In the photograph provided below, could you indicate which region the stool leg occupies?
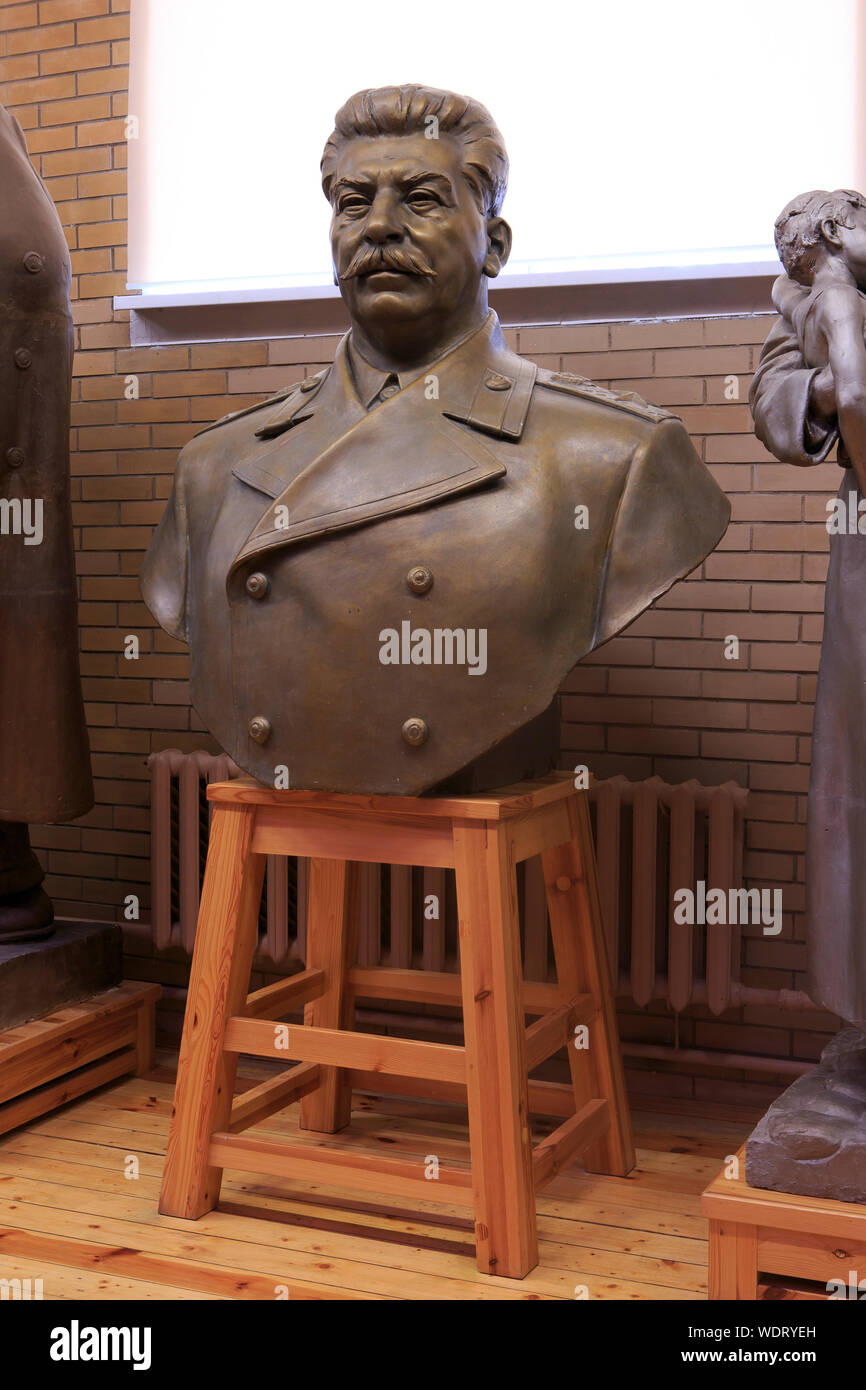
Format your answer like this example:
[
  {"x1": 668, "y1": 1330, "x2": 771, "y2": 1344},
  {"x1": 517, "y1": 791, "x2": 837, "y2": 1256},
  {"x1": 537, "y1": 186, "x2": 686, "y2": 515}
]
[
  {"x1": 299, "y1": 858, "x2": 360, "y2": 1134},
  {"x1": 159, "y1": 803, "x2": 265, "y2": 1219},
  {"x1": 542, "y1": 794, "x2": 635, "y2": 1176},
  {"x1": 453, "y1": 818, "x2": 538, "y2": 1279},
  {"x1": 708, "y1": 1219, "x2": 758, "y2": 1299}
]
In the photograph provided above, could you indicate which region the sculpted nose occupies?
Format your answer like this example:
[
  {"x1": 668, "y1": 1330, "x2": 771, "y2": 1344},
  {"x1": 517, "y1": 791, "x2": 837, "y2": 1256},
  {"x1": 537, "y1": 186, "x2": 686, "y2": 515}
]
[{"x1": 365, "y1": 192, "x2": 403, "y2": 244}]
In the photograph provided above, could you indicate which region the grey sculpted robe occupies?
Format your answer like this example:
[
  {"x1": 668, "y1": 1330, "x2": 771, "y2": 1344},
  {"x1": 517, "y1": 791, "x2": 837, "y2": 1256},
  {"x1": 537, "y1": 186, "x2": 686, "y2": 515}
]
[{"x1": 752, "y1": 315, "x2": 865, "y2": 1025}]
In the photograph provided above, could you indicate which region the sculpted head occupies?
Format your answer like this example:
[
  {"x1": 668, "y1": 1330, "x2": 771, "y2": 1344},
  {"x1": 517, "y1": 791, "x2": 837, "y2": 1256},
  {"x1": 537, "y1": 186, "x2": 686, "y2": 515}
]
[
  {"x1": 775, "y1": 188, "x2": 866, "y2": 287},
  {"x1": 321, "y1": 85, "x2": 512, "y2": 364}
]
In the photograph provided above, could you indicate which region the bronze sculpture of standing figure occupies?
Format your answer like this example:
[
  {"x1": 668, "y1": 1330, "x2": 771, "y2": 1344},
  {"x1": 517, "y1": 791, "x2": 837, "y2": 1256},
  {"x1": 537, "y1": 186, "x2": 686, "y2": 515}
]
[{"x1": 0, "y1": 103, "x2": 93, "y2": 942}]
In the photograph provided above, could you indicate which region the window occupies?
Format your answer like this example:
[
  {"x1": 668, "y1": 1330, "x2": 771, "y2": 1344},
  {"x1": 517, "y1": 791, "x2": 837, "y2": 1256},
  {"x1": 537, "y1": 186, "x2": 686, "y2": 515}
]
[{"x1": 127, "y1": 0, "x2": 864, "y2": 300}]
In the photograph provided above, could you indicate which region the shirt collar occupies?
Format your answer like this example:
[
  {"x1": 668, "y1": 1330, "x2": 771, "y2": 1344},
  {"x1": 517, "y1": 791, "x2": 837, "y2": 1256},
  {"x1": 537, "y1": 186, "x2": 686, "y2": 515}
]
[
  {"x1": 345, "y1": 317, "x2": 496, "y2": 409},
  {"x1": 346, "y1": 337, "x2": 426, "y2": 408}
]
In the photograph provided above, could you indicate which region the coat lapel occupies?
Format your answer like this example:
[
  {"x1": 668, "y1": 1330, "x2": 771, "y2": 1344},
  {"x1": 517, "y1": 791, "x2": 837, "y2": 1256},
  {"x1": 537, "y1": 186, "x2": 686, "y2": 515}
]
[
  {"x1": 229, "y1": 311, "x2": 535, "y2": 574},
  {"x1": 229, "y1": 346, "x2": 366, "y2": 499}
]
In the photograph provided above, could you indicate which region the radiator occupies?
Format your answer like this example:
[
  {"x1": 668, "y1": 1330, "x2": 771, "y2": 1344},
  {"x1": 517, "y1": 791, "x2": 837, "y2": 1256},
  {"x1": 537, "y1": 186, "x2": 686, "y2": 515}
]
[{"x1": 147, "y1": 752, "x2": 768, "y2": 1018}]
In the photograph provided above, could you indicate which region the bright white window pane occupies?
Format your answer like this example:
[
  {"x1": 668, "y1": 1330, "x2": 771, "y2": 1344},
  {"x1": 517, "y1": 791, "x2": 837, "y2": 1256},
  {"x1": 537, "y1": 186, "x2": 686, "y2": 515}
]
[{"x1": 127, "y1": 0, "x2": 862, "y2": 294}]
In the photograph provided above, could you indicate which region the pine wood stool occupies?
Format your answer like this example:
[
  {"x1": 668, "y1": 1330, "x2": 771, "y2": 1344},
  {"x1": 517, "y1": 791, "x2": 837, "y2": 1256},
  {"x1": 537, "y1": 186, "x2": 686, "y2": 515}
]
[{"x1": 159, "y1": 772, "x2": 634, "y2": 1278}]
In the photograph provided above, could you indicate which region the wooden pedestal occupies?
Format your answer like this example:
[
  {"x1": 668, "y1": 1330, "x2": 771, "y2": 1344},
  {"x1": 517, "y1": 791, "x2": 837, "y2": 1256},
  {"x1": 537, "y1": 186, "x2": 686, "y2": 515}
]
[
  {"x1": 703, "y1": 1145, "x2": 866, "y2": 1299},
  {"x1": 0, "y1": 980, "x2": 160, "y2": 1136},
  {"x1": 159, "y1": 772, "x2": 635, "y2": 1279}
]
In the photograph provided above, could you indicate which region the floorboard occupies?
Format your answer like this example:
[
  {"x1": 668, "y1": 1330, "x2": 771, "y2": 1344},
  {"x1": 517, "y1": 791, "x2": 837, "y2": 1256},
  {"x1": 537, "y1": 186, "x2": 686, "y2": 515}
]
[{"x1": 0, "y1": 1052, "x2": 770, "y2": 1301}]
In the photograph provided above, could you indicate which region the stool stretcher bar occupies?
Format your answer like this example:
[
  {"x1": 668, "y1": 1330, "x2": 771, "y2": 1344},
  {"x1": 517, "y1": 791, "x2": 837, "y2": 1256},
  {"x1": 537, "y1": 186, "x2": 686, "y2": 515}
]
[
  {"x1": 244, "y1": 968, "x2": 325, "y2": 1019},
  {"x1": 209, "y1": 1131, "x2": 474, "y2": 1207},
  {"x1": 224, "y1": 1015, "x2": 468, "y2": 1084},
  {"x1": 229, "y1": 1061, "x2": 320, "y2": 1132}
]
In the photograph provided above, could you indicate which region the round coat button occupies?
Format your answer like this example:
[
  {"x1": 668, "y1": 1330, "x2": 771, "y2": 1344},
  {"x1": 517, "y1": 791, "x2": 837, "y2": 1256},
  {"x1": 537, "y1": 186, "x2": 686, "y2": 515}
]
[
  {"x1": 380, "y1": 382, "x2": 399, "y2": 399},
  {"x1": 299, "y1": 376, "x2": 319, "y2": 392},
  {"x1": 5, "y1": 447, "x2": 24, "y2": 469},
  {"x1": 14, "y1": 348, "x2": 32, "y2": 369},
  {"x1": 402, "y1": 717, "x2": 429, "y2": 747},
  {"x1": 23, "y1": 252, "x2": 43, "y2": 274},
  {"x1": 248, "y1": 716, "x2": 272, "y2": 744},
  {"x1": 406, "y1": 565, "x2": 433, "y2": 595},
  {"x1": 484, "y1": 373, "x2": 511, "y2": 391},
  {"x1": 245, "y1": 571, "x2": 270, "y2": 599}
]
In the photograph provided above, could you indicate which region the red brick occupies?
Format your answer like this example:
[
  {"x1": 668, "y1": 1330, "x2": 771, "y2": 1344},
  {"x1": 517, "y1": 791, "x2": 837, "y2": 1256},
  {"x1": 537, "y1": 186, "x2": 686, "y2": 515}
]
[
  {"x1": 268, "y1": 336, "x2": 340, "y2": 366},
  {"x1": 750, "y1": 643, "x2": 821, "y2": 673},
  {"x1": 0, "y1": 53, "x2": 37, "y2": 80},
  {"x1": 561, "y1": 349, "x2": 653, "y2": 378},
  {"x1": 78, "y1": 65, "x2": 127, "y2": 94},
  {"x1": 705, "y1": 552, "x2": 801, "y2": 581},
  {"x1": 561, "y1": 695, "x2": 652, "y2": 724},
  {"x1": 609, "y1": 727, "x2": 699, "y2": 756},
  {"x1": 0, "y1": 4, "x2": 38, "y2": 33},
  {"x1": 703, "y1": 614, "x2": 799, "y2": 642},
  {"x1": 656, "y1": 581, "x2": 749, "y2": 611},
  {"x1": 655, "y1": 346, "x2": 751, "y2": 375},
  {"x1": 153, "y1": 369, "x2": 225, "y2": 398},
  {"x1": 40, "y1": 0, "x2": 109, "y2": 21},
  {"x1": 75, "y1": 13, "x2": 128, "y2": 41},
  {"x1": 610, "y1": 318, "x2": 703, "y2": 350},
  {"x1": 519, "y1": 322, "x2": 610, "y2": 355},
  {"x1": 40, "y1": 40, "x2": 110, "y2": 72},
  {"x1": 703, "y1": 315, "x2": 775, "y2": 346},
  {"x1": 653, "y1": 698, "x2": 747, "y2": 729},
  {"x1": 608, "y1": 668, "x2": 701, "y2": 697},
  {"x1": 2, "y1": 71, "x2": 74, "y2": 103}
]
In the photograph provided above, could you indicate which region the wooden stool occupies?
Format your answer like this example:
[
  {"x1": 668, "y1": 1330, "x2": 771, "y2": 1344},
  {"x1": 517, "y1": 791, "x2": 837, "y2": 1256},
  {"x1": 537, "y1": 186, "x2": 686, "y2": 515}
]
[
  {"x1": 159, "y1": 772, "x2": 634, "y2": 1278},
  {"x1": 704, "y1": 1145, "x2": 866, "y2": 1299}
]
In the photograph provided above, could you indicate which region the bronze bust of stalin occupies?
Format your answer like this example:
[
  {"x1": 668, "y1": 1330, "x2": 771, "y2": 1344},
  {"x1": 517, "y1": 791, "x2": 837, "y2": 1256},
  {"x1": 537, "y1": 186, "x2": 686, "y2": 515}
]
[{"x1": 141, "y1": 86, "x2": 730, "y2": 796}]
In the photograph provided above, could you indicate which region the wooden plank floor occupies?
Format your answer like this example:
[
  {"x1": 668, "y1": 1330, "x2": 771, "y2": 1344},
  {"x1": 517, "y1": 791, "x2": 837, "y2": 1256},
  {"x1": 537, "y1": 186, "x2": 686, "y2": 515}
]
[{"x1": 0, "y1": 1054, "x2": 762, "y2": 1301}]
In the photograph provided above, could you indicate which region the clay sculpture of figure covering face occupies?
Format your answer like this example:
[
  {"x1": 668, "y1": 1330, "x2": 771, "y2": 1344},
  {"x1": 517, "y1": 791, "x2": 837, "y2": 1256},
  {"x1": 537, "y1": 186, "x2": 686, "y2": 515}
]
[
  {"x1": 141, "y1": 84, "x2": 730, "y2": 797},
  {"x1": 752, "y1": 188, "x2": 866, "y2": 1029}
]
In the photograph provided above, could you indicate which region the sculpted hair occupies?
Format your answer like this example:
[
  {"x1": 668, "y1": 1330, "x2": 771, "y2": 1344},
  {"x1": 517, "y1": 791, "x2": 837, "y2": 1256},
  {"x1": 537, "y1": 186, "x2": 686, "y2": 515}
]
[
  {"x1": 321, "y1": 84, "x2": 509, "y2": 217},
  {"x1": 774, "y1": 188, "x2": 866, "y2": 285}
]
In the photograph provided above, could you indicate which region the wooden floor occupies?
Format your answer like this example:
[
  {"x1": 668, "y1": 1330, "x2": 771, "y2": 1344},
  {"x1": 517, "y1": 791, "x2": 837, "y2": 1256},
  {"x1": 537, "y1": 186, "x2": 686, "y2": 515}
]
[{"x1": 0, "y1": 1055, "x2": 761, "y2": 1301}]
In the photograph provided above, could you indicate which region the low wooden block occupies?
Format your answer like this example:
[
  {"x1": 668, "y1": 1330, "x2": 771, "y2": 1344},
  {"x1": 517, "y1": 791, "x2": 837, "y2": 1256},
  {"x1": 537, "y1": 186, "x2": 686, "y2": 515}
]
[
  {"x1": 0, "y1": 981, "x2": 160, "y2": 1137},
  {"x1": 703, "y1": 1144, "x2": 866, "y2": 1300}
]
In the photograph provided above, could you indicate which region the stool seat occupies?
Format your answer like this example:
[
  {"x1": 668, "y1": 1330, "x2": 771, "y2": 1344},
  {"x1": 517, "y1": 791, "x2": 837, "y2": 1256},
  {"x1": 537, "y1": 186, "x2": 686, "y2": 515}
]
[{"x1": 159, "y1": 772, "x2": 634, "y2": 1279}]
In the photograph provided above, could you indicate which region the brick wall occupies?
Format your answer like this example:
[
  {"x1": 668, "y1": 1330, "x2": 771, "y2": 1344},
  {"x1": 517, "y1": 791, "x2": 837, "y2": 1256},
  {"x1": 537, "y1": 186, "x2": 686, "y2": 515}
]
[{"x1": 0, "y1": 1, "x2": 840, "y2": 1076}]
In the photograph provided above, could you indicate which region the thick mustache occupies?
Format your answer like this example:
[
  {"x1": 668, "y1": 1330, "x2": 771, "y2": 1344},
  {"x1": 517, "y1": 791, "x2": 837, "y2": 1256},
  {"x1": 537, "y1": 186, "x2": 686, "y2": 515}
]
[{"x1": 341, "y1": 245, "x2": 436, "y2": 280}]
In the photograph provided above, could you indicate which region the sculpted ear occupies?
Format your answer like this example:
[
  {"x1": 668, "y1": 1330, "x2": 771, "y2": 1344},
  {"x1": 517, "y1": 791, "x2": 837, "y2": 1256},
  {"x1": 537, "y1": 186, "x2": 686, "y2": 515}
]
[
  {"x1": 483, "y1": 217, "x2": 512, "y2": 278},
  {"x1": 821, "y1": 216, "x2": 842, "y2": 248}
]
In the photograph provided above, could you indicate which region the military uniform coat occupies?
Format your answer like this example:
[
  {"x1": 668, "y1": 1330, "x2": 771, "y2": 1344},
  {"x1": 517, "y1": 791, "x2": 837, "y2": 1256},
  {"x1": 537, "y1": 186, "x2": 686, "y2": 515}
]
[
  {"x1": 141, "y1": 311, "x2": 729, "y2": 796},
  {"x1": 0, "y1": 105, "x2": 92, "y2": 824}
]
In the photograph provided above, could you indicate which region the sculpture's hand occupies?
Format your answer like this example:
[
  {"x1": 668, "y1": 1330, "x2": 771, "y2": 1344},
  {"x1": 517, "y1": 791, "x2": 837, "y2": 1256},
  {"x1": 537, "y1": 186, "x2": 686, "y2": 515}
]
[{"x1": 809, "y1": 364, "x2": 838, "y2": 426}]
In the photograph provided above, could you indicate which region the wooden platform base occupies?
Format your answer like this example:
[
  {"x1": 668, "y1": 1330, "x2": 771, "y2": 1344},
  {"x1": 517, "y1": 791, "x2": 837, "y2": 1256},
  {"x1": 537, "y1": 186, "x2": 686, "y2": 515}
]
[
  {"x1": 703, "y1": 1144, "x2": 866, "y2": 1299},
  {"x1": 0, "y1": 981, "x2": 160, "y2": 1138}
]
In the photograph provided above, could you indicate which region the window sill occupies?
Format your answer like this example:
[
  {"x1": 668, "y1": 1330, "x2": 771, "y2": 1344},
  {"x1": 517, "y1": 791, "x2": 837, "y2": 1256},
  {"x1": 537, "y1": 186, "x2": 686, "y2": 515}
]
[{"x1": 116, "y1": 260, "x2": 781, "y2": 346}]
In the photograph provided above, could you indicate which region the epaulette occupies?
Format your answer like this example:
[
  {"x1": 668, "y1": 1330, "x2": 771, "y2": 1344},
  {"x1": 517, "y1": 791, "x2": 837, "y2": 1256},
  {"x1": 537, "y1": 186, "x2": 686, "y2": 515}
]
[
  {"x1": 193, "y1": 385, "x2": 297, "y2": 439},
  {"x1": 254, "y1": 367, "x2": 330, "y2": 439},
  {"x1": 193, "y1": 366, "x2": 330, "y2": 439},
  {"x1": 535, "y1": 366, "x2": 675, "y2": 424}
]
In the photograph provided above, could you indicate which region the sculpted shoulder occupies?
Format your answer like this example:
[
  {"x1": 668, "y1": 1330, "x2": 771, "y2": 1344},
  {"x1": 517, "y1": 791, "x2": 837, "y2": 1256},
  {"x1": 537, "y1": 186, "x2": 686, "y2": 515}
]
[
  {"x1": 533, "y1": 365, "x2": 677, "y2": 425},
  {"x1": 525, "y1": 365, "x2": 680, "y2": 458},
  {"x1": 177, "y1": 368, "x2": 330, "y2": 466}
]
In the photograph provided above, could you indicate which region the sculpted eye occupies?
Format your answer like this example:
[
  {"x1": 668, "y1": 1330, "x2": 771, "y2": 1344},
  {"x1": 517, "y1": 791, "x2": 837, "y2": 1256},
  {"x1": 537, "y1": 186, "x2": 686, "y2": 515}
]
[
  {"x1": 338, "y1": 195, "x2": 369, "y2": 215},
  {"x1": 407, "y1": 189, "x2": 440, "y2": 208}
]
